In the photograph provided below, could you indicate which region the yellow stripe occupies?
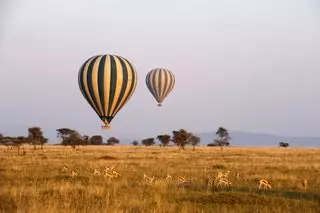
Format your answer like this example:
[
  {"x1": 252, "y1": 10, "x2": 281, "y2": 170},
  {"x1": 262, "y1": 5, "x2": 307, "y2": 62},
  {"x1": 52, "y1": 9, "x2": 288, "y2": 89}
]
[
  {"x1": 83, "y1": 57, "x2": 100, "y2": 114},
  {"x1": 92, "y1": 56, "x2": 103, "y2": 115},
  {"x1": 167, "y1": 72, "x2": 174, "y2": 95},
  {"x1": 159, "y1": 69, "x2": 166, "y2": 102},
  {"x1": 154, "y1": 69, "x2": 161, "y2": 101},
  {"x1": 109, "y1": 56, "x2": 124, "y2": 115},
  {"x1": 112, "y1": 58, "x2": 133, "y2": 115},
  {"x1": 104, "y1": 55, "x2": 111, "y2": 116}
]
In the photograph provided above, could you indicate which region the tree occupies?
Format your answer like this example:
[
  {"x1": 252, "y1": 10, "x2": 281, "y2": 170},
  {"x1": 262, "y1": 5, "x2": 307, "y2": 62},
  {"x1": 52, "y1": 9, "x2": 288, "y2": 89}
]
[
  {"x1": 90, "y1": 135, "x2": 103, "y2": 145},
  {"x1": 82, "y1": 135, "x2": 90, "y2": 146},
  {"x1": 106, "y1": 137, "x2": 120, "y2": 146},
  {"x1": 213, "y1": 127, "x2": 231, "y2": 150},
  {"x1": 157, "y1": 134, "x2": 171, "y2": 147},
  {"x1": 56, "y1": 128, "x2": 84, "y2": 149},
  {"x1": 172, "y1": 129, "x2": 192, "y2": 150},
  {"x1": 279, "y1": 142, "x2": 289, "y2": 147},
  {"x1": 56, "y1": 128, "x2": 75, "y2": 141},
  {"x1": 190, "y1": 135, "x2": 200, "y2": 151},
  {"x1": 27, "y1": 127, "x2": 48, "y2": 150},
  {"x1": 132, "y1": 140, "x2": 139, "y2": 146},
  {"x1": 141, "y1": 138, "x2": 155, "y2": 146},
  {"x1": 62, "y1": 131, "x2": 83, "y2": 149}
]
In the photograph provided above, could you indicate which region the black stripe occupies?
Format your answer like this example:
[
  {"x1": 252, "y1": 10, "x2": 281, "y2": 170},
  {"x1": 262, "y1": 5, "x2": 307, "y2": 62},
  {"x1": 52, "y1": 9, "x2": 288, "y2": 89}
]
[
  {"x1": 152, "y1": 70, "x2": 160, "y2": 102},
  {"x1": 116, "y1": 57, "x2": 137, "y2": 113},
  {"x1": 167, "y1": 71, "x2": 173, "y2": 94},
  {"x1": 86, "y1": 56, "x2": 101, "y2": 115},
  {"x1": 145, "y1": 72, "x2": 153, "y2": 96},
  {"x1": 107, "y1": 55, "x2": 117, "y2": 116},
  {"x1": 162, "y1": 69, "x2": 168, "y2": 100},
  {"x1": 158, "y1": 69, "x2": 163, "y2": 101},
  {"x1": 79, "y1": 56, "x2": 100, "y2": 116},
  {"x1": 111, "y1": 57, "x2": 128, "y2": 115},
  {"x1": 98, "y1": 56, "x2": 106, "y2": 116}
]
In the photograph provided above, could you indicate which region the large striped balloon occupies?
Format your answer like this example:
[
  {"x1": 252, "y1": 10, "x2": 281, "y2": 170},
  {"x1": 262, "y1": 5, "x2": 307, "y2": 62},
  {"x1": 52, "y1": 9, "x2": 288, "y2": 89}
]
[
  {"x1": 78, "y1": 54, "x2": 137, "y2": 129},
  {"x1": 145, "y1": 68, "x2": 175, "y2": 106}
]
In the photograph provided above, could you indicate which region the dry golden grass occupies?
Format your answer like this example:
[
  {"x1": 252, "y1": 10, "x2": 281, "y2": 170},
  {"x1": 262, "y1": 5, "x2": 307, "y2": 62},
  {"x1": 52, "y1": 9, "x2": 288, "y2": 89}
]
[{"x1": 0, "y1": 145, "x2": 320, "y2": 213}]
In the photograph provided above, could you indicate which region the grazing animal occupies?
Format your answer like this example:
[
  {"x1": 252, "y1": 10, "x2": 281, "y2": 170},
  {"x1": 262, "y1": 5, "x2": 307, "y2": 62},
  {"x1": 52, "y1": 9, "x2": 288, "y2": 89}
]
[
  {"x1": 279, "y1": 142, "x2": 289, "y2": 147},
  {"x1": 166, "y1": 174, "x2": 172, "y2": 181},
  {"x1": 93, "y1": 169, "x2": 101, "y2": 176},
  {"x1": 143, "y1": 173, "x2": 155, "y2": 184},
  {"x1": 62, "y1": 165, "x2": 69, "y2": 172},
  {"x1": 259, "y1": 179, "x2": 272, "y2": 189},
  {"x1": 70, "y1": 170, "x2": 77, "y2": 178},
  {"x1": 104, "y1": 166, "x2": 120, "y2": 179},
  {"x1": 302, "y1": 179, "x2": 308, "y2": 190},
  {"x1": 177, "y1": 176, "x2": 191, "y2": 187}
]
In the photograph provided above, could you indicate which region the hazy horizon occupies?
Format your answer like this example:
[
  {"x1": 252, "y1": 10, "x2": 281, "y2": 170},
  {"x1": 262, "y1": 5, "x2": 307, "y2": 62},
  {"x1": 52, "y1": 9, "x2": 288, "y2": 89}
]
[{"x1": 1, "y1": 0, "x2": 320, "y2": 141}]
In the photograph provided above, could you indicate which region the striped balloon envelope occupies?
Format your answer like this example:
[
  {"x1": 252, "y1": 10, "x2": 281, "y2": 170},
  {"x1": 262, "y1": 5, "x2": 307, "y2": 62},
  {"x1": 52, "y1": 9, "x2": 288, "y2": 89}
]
[
  {"x1": 145, "y1": 68, "x2": 175, "y2": 107},
  {"x1": 78, "y1": 54, "x2": 138, "y2": 129}
]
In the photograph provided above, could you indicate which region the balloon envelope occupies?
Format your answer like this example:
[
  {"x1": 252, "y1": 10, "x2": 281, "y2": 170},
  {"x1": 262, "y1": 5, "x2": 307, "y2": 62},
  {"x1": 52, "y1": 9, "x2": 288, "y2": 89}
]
[
  {"x1": 78, "y1": 54, "x2": 137, "y2": 129},
  {"x1": 145, "y1": 68, "x2": 175, "y2": 106}
]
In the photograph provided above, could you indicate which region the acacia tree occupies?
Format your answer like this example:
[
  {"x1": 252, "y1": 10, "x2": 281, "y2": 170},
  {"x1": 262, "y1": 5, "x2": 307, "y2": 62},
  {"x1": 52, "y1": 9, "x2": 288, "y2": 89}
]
[
  {"x1": 56, "y1": 128, "x2": 84, "y2": 149},
  {"x1": 172, "y1": 129, "x2": 192, "y2": 150},
  {"x1": 56, "y1": 128, "x2": 75, "y2": 141},
  {"x1": 141, "y1": 138, "x2": 155, "y2": 146},
  {"x1": 190, "y1": 135, "x2": 201, "y2": 151},
  {"x1": 28, "y1": 127, "x2": 48, "y2": 150},
  {"x1": 157, "y1": 135, "x2": 171, "y2": 147},
  {"x1": 90, "y1": 135, "x2": 103, "y2": 145},
  {"x1": 213, "y1": 126, "x2": 231, "y2": 150},
  {"x1": 132, "y1": 140, "x2": 139, "y2": 146},
  {"x1": 106, "y1": 137, "x2": 120, "y2": 146}
]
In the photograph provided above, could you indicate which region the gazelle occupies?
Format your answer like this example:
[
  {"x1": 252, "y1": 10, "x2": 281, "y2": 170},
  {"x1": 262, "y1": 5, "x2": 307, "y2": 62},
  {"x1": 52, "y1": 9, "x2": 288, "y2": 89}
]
[{"x1": 258, "y1": 179, "x2": 272, "y2": 189}]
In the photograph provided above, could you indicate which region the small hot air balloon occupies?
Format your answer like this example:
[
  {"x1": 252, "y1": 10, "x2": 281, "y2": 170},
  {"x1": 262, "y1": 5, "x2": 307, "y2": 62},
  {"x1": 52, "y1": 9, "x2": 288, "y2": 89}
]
[
  {"x1": 78, "y1": 54, "x2": 137, "y2": 129},
  {"x1": 145, "y1": 68, "x2": 175, "y2": 106}
]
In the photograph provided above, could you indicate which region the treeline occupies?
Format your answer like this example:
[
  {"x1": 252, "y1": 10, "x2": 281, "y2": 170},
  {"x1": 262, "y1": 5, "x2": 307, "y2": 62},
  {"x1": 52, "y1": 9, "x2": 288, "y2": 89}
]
[
  {"x1": 0, "y1": 126, "x2": 233, "y2": 153},
  {"x1": 0, "y1": 127, "x2": 48, "y2": 155},
  {"x1": 56, "y1": 128, "x2": 120, "y2": 148}
]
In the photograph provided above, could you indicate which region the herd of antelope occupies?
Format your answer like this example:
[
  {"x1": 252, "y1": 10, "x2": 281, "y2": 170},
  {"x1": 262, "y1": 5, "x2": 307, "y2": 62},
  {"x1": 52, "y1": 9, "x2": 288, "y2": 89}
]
[{"x1": 61, "y1": 165, "x2": 309, "y2": 191}]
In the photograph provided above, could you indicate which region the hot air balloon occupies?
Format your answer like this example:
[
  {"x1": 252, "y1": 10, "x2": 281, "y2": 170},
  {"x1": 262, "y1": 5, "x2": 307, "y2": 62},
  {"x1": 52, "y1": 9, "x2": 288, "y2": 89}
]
[
  {"x1": 145, "y1": 68, "x2": 175, "y2": 106},
  {"x1": 78, "y1": 54, "x2": 137, "y2": 129}
]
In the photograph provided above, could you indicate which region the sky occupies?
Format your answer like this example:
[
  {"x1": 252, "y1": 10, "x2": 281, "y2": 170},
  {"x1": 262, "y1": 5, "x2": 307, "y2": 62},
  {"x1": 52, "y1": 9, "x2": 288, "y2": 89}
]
[{"x1": 0, "y1": 0, "x2": 319, "y2": 142}]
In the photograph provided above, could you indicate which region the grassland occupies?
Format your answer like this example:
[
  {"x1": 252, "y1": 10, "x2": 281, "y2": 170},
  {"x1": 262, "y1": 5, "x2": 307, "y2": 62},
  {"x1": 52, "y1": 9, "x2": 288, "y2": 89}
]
[{"x1": 0, "y1": 145, "x2": 319, "y2": 213}]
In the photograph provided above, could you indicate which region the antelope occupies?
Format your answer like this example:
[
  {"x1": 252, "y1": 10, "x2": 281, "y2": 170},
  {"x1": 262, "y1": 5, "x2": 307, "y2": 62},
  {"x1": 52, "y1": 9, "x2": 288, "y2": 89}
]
[
  {"x1": 143, "y1": 173, "x2": 155, "y2": 184},
  {"x1": 70, "y1": 170, "x2": 77, "y2": 178},
  {"x1": 259, "y1": 179, "x2": 272, "y2": 189},
  {"x1": 104, "y1": 166, "x2": 120, "y2": 179},
  {"x1": 177, "y1": 176, "x2": 191, "y2": 186},
  {"x1": 93, "y1": 169, "x2": 101, "y2": 176},
  {"x1": 302, "y1": 179, "x2": 308, "y2": 190},
  {"x1": 166, "y1": 174, "x2": 172, "y2": 181},
  {"x1": 217, "y1": 178, "x2": 231, "y2": 188},
  {"x1": 62, "y1": 165, "x2": 69, "y2": 172}
]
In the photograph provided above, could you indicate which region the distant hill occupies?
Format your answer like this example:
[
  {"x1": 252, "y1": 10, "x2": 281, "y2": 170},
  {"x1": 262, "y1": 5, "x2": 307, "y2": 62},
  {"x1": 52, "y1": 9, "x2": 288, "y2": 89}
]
[{"x1": 195, "y1": 131, "x2": 320, "y2": 148}]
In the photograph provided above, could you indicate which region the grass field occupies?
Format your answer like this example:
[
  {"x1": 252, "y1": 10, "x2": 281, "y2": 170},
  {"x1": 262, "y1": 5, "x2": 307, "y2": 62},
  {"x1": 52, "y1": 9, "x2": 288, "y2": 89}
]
[{"x1": 0, "y1": 145, "x2": 319, "y2": 213}]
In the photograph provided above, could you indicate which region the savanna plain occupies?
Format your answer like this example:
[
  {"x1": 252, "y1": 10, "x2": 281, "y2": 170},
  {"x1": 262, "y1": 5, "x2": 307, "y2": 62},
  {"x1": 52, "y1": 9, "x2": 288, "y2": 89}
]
[{"x1": 0, "y1": 145, "x2": 319, "y2": 213}]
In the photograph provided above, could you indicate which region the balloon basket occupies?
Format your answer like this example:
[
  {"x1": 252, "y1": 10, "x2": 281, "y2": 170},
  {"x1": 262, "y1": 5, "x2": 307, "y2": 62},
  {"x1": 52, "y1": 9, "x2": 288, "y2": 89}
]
[
  {"x1": 101, "y1": 125, "x2": 111, "y2": 130},
  {"x1": 157, "y1": 103, "x2": 162, "y2": 107}
]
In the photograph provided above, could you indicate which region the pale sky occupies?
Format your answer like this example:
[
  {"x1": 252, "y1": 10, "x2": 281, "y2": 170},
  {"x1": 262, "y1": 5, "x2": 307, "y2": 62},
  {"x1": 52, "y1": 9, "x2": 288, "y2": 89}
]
[{"x1": 0, "y1": 0, "x2": 319, "y2": 141}]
